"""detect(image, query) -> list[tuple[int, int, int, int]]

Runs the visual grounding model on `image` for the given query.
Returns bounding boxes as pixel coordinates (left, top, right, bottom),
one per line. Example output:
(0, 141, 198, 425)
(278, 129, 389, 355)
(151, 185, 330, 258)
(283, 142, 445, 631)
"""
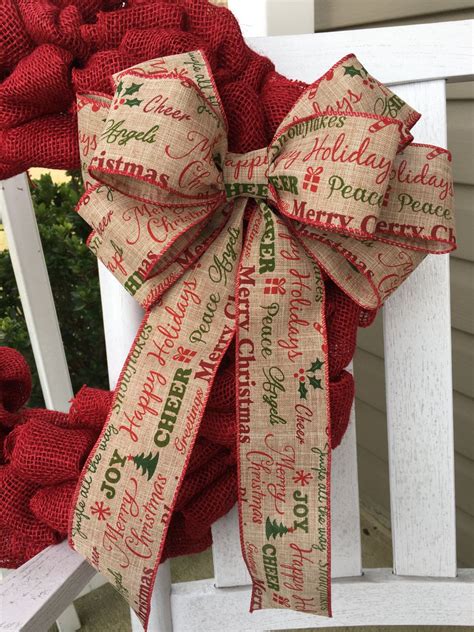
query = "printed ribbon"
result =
(70, 51, 455, 627)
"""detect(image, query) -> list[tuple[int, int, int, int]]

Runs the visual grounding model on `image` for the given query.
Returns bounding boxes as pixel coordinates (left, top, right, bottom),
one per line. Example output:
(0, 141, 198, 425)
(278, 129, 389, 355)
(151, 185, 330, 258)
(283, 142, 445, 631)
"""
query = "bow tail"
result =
(236, 200, 331, 616)
(69, 202, 245, 630)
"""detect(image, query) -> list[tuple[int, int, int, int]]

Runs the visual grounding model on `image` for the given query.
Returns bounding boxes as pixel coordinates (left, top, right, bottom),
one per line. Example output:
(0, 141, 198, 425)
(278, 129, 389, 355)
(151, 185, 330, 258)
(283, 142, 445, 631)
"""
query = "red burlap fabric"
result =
(0, 0, 376, 568)
(0, 348, 107, 567)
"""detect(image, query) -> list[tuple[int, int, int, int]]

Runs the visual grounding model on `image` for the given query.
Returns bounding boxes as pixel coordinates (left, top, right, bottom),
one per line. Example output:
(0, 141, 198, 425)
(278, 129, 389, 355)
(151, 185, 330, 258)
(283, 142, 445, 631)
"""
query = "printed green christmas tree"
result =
(266, 517, 295, 540)
(128, 451, 159, 481)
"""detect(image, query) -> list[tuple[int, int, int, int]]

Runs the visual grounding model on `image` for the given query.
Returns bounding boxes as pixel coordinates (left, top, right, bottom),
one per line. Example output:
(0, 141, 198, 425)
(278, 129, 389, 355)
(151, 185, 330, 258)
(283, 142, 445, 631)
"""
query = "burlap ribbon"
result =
(69, 50, 455, 627)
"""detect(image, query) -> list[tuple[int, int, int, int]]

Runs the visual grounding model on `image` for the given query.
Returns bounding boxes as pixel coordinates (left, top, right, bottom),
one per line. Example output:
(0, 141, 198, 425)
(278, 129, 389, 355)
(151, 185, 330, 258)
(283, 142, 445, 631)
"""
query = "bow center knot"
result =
(222, 148, 271, 200)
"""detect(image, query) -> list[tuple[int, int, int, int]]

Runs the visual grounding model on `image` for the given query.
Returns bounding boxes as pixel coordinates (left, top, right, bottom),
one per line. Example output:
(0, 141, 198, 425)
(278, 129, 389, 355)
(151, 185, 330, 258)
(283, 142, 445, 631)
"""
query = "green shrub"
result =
(0, 171, 108, 406)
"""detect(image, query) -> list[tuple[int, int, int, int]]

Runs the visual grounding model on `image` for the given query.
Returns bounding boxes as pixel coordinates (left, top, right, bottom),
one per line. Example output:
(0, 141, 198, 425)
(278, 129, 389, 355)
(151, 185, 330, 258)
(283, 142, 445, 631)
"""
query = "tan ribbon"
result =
(69, 50, 455, 627)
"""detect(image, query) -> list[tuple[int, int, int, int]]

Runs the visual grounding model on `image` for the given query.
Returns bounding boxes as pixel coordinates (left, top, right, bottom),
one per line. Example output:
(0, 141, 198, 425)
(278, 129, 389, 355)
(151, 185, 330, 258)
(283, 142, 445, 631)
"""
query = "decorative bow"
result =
(70, 50, 455, 628)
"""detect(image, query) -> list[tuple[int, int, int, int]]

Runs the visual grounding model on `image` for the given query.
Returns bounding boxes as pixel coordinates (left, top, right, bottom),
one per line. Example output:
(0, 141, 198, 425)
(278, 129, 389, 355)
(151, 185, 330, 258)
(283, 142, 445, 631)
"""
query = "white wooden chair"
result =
(1, 18, 473, 632)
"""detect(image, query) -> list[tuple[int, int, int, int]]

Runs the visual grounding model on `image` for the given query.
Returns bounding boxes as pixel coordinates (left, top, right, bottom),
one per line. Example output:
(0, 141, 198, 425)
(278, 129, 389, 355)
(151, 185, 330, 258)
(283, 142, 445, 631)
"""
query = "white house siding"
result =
(314, 0, 474, 567)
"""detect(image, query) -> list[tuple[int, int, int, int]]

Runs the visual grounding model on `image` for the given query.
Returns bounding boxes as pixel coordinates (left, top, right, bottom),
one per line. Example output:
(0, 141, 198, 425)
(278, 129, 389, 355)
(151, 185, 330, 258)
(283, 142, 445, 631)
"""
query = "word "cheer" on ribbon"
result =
(70, 50, 455, 628)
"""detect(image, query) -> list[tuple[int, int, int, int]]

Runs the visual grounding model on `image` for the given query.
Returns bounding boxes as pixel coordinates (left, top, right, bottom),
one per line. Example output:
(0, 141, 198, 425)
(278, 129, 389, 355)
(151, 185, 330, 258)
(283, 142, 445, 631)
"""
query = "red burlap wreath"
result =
(0, 0, 376, 568)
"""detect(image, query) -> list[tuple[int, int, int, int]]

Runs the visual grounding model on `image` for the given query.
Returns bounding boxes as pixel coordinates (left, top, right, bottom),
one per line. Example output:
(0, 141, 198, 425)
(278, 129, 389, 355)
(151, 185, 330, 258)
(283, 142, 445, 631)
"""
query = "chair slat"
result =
(330, 372, 362, 578)
(383, 80, 457, 577)
(0, 174, 73, 411)
(130, 563, 173, 632)
(248, 19, 474, 86)
(97, 263, 145, 387)
(0, 542, 94, 632)
(170, 570, 474, 630)
(212, 506, 252, 587)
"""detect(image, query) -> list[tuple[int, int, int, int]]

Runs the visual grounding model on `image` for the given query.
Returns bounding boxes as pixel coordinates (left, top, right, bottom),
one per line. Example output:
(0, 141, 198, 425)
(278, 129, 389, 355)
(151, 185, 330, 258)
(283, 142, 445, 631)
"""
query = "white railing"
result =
(228, 0, 314, 37)
(0, 173, 73, 412)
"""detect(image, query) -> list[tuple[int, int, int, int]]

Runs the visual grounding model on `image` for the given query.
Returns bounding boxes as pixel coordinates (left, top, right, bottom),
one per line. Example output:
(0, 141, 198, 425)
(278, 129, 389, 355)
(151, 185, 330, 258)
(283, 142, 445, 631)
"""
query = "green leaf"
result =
(298, 381, 308, 399)
(123, 83, 142, 96)
(343, 65, 362, 77)
(125, 98, 142, 107)
(309, 376, 323, 390)
(309, 358, 324, 372)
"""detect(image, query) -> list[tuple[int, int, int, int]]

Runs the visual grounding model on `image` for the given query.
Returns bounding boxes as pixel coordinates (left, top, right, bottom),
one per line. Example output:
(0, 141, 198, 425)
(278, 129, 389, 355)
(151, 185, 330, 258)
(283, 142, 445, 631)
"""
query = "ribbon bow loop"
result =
(71, 50, 456, 630)
(76, 50, 455, 312)
(89, 51, 228, 207)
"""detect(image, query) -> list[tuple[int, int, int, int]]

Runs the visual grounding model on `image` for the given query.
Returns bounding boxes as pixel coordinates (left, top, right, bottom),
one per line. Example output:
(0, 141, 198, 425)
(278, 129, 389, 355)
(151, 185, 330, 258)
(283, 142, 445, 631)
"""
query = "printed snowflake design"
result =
(90, 501, 111, 521)
(292, 470, 314, 487)
(294, 357, 325, 399)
